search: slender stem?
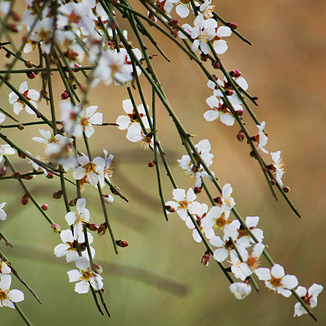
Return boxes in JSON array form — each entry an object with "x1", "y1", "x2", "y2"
[{"x1": 14, "y1": 303, "x2": 34, "y2": 326}]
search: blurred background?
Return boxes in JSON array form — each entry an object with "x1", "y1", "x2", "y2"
[{"x1": 0, "y1": 0, "x2": 325, "y2": 325}]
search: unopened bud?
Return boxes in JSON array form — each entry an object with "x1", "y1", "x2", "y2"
[
  {"x1": 111, "y1": 186, "x2": 121, "y2": 195},
  {"x1": 85, "y1": 223, "x2": 99, "y2": 231},
  {"x1": 148, "y1": 160, "x2": 155, "y2": 167},
  {"x1": 61, "y1": 91, "x2": 69, "y2": 100},
  {"x1": 98, "y1": 222, "x2": 108, "y2": 236},
  {"x1": 168, "y1": 19, "x2": 178, "y2": 26},
  {"x1": 201, "y1": 251, "x2": 210, "y2": 267},
  {"x1": 41, "y1": 204, "x2": 48, "y2": 211},
  {"x1": 103, "y1": 194, "x2": 114, "y2": 205},
  {"x1": 116, "y1": 240, "x2": 128, "y2": 248},
  {"x1": 214, "y1": 197, "x2": 222, "y2": 205},
  {"x1": 46, "y1": 172, "x2": 54, "y2": 179},
  {"x1": 21, "y1": 194, "x2": 29, "y2": 205},
  {"x1": 236, "y1": 131, "x2": 245, "y2": 142},
  {"x1": 236, "y1": 109, "x2": 243, "y2": 116},
  {"x1": 6, "y1": 23, "x2": 19, "y2": 33},
  {"x1": 229, "y1": 70, "x2": 241, "y2": 78},
  {"x1": 225, "y1": 89, "x2": 233, "y2": 96},
  {"x1": 283, "y1": 186, "x2": 290, "y2": 193},
  {"x1": 18, "y1": 151, "x2": 26, "y2": 159},
  {"x1": 51, "y1": 223, "x2": 61, "y2": 233},
  {"x1": 27, "y1": 71, "x2": 36, "y2": 79},
  {"x1": 25, "y1": 61, "x2": 33, "y2": 68},
  {"x1": 194, "y1": 186, "x2": 202, "y2": 194},
  {"x1": 92, "y1": 263, "x2": 103, "y2": 274},
  {"x1": 69, "y1": 198, "x2": 77, "y2": 206},
  {"x1": 11, "y1": 11, "x2": 21, "y2": 22},
  {"x1": 165, "y1": 205, "x2": 175, "y2": 213},
  {"x1": 227, "y1": 22, "x2": 238, "y2": 30},
  {"x1": 18, "y1": 124, "x2": 24, "y2": 130},
  {"x1": 271, "y1": 179, "x2": 276, "y2": 185},
  {"x1": 200, "y1": 54, "x2": 208, "y2": 62},
  {"x1": 52, "y1": 190, "x2": 63, "y2": 199},
  {"x1": 212, "y1": 61, "x2": 220, "y2": 69},
  {"x1": 12, "y1": 172, "x2": 20, "y2": 179},
  {"x1": 249, "y1": 150, "x2": 257, "y2": 159},
  {"x1": 21, "y1": 174, "x2": 34, "y2": 180}
]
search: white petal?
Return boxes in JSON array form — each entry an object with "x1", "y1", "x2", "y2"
[
  {"x1": 75, "y1": 281, "x2": 89, "y2": 294},
  {"x1": 67, "y1": 269, "x2": 82, "y2": 283},
  {"x1": 8, "y1": 289, "x2": 24, "y2": 303},
  {"x1": 271, "y1": 264, "x2": 285, "y2": 278},
  {"x1": 282, "y1": 275, "x2": 298, "y2": 290}
]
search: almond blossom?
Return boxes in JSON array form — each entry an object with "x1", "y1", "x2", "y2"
[
  {"x1": 254, "y1": 121, "x2": 268, "y2": 154},
  {"x1": 73, "y1": 155, "x2": 105, "y2": 189},
  {"x1": 230, "y1": 243, "x2": 265, "y2": 281},
  {"x1": 221, "y1": 183, "x2": 236, "y2": 211},
  {"x1": 117, "y1": 99, "x2": 150, "y2": 131},
  {"x1": 270, "y1": 151, "x2": 284, "y2": 186},
  {"x1": 8, "y1": 81, "x2": 40, "y2": 115},
  {"x1": 255, "y1": 264, "x2": 298, "y2": 297},
  {"x1": 294, "y1": 284, "x2": 323, "y2": 317},
  {"x1": 67, "y1": 257, "x2": 103, "y2": 294},
  {"x1": 229, "y1": 282, "x2": 252, "y2": 300},
  {"x1": 0, "y1": 275, "x2": 24, "y2": 309},
  {"x1": 80, "y1": 105, "x2": 103, "y2": 138},
  {"x1": 54, "y1": 229, "x2": 95, "y2": 263},
  {"x1": 165, "y1": 188, "x2": 200, "y2": 221},
  {"x1": 65, "y1": 198, "x2": 90, "y2": 239}
]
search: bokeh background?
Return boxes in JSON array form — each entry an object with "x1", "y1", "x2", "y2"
[{"x1": 0, "y1": 0, "x2": 325, "y2": 325}]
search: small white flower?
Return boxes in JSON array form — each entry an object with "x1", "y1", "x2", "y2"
[
  {"x1": 65, "y1": 198, "x2": 90, "y2": 239},
  {"x1": 0, "y1": 261, "x2": 11, "y2": 276},
  {"x1": 221, "y1": 183, "x2": 236, "y2": 211},
  {"x1": 294, "y1": 284, "x2": 323, "y2": 317},
  {"x1": 80, "y1": 106, "x2": 103, "y2": 138},
  {"x1": 9, "y1": 81, "x2": 40, "y2": 115},
  {"x1": 270, "y1": 151, "x2": 284, "y2": 186},
  {"x1": 165, "y1": 188, "x2": 200, "y2": 221},
  {"x1": 67, "y1": 257, "x2": 103, "y2": 294},
  {"x1": 73, "y1": 155, "x2": 105, "y2": 189},
  {"x1": 255, "y1": 264, "x2": 298, "y2": 297},
  {"x1": 54, "y1": 229, "x2": 95, "y2": 263},
  {"x1": 255, "y1": 121, "x2": 268, "y2": 154},
  {"x1": 0, "y1": 275, "x2": 24, "y2": 309},
  {"x1": 229, "y1": 282, "x2": 252, "y2": 300}
]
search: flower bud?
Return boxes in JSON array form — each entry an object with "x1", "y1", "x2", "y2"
[
  {"x1": 236, "y1": 109, "x2": 243, "y2": 116},
  {"x1": 227, "y1": 22, "x2": 238, "y2": 30},
  {"x1": 21, "y1": 194, "x2": 29, "y2": 205},
  {"x1": 116, "y1": 240, "x2": 128, "y2": 248},
  {"x1": 148, "y1": 160, "x2": 155, "y2": 167},
  {"x1": 194, "y1": 186, "x2": 202, "y2": 194},
  {"x1": 51, "y1": 223, "x2": 61, "y2": 233},
  {"x1": 12, "y1": 171, "x2": 20, "y2": 179},
  {"x1": 21, "y1": 174, "x2": 34, "y2": 180},
  {"x1": 92, "y1": 263, "x2": 103, "y2": 274},
  {"x1": 165, "y1": 205, "x2": 175, "y2": 213},
  {"x1": 283, "y1": 186, "x2": 290, "y2": 193},
  {"x1": 214, "y1": 197, "x2": 222, "y2": 205},
  {"x1": 168, "y1": 19, "x2": 178, "y2": 26},
  {"x1": 18, "y1": 124, "x2": 24, "y2": 130},
  {"x1": 61, "y1": 91, "x2": 69, "y2": 100},
  {"x1": 52, "y1": 190, "x2": 63, "y2": 199},
  {"x1": 25, "y1": 61, "x2": 33, "y2": 68},
  {"x1": 103, "y1": 194, "x2": 114, "y2": 205},
  {"x1": 18, "y1": 151, "x2": 26, "y2": 159},
  {"x1": 98, "y1": 222, "x2": 108, "y2": 236},
  {"x1": 200, "y1": 54, "x2": 208, "y2": 62},
  {"x1": 236, "y1": 131, "x2": 245, "y2": 142},
  {"x1": 201, "y1": 251, "x2": 210, "y2": 267},
  {"x1": 27, "y1": 72, "x2": 36, "y2": 79},
  {"x1": 46, "y1": 172, "x2": 54, "y2": 179},
  {"x1": 225, "y1": 89, "x2": 233, "y2": 96},
  {"x1": 212, "y1": 61, "x2": 220, "y2": 69},
  {"x1": 229, "y1": 70, "x2": 241, "y2": 78},
  {"x1": 41, "y1": 204, "x2": 48, "y2": 211},
  {"x1": 85, "y1": 223, "x2": 99, "y2": 231},
  {"x1": 69, "y1": 198, "x2": 77, "y2": 206}
]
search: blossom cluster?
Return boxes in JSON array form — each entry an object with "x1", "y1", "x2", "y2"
[
  {"x1": 0, "y1": 0, "x2": 322, "y2": 323},
  {"x1": 165, "y1": 138, "x2": 322, "y2": 316}
]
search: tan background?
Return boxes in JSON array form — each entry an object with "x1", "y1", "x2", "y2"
[{"x1": 0, "y1": 0, "x2": 325, "y2": 325}]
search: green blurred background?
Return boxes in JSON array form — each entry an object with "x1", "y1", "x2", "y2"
[{"x1": 0, "y1": 0, "x2": 325, "y2": 325}]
